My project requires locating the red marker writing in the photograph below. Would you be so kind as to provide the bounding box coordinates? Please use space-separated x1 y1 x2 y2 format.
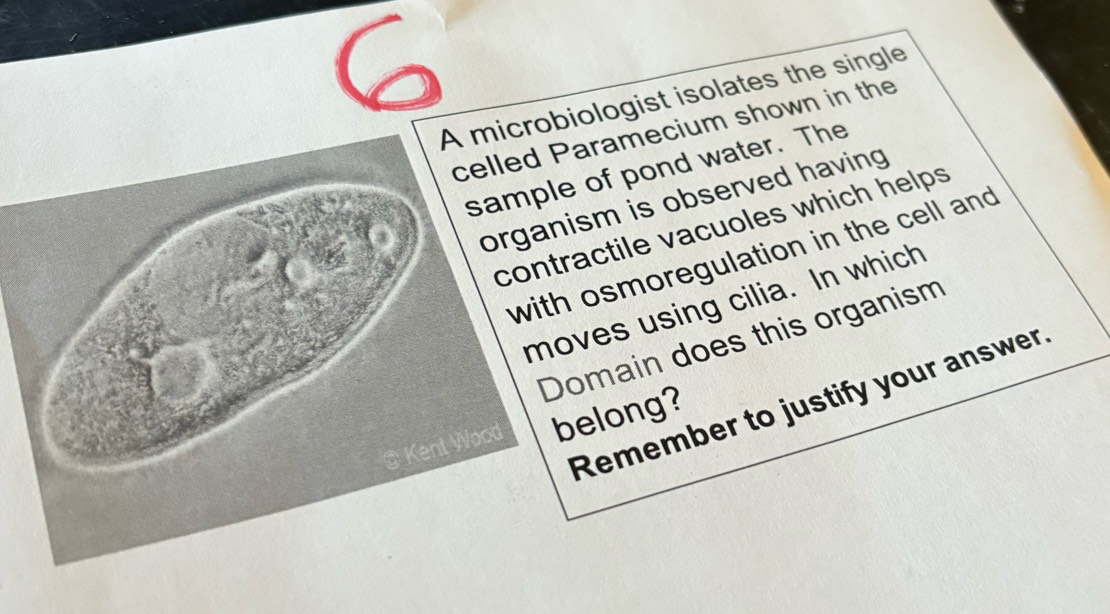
335 13 443 111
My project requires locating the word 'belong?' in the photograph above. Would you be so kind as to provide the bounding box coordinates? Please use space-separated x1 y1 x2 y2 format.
550 386 682 443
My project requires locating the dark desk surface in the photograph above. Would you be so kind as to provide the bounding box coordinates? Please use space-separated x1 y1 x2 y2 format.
1 0 1108 171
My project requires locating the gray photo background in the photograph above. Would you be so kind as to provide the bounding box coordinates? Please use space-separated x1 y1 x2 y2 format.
0 136 515 564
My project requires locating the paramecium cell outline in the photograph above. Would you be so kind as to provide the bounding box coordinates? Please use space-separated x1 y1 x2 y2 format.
40 184 422 472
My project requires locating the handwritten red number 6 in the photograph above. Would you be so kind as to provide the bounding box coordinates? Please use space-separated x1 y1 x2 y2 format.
335 14 443 111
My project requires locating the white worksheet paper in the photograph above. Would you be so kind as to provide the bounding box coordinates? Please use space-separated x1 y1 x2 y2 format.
2 0 1110 611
